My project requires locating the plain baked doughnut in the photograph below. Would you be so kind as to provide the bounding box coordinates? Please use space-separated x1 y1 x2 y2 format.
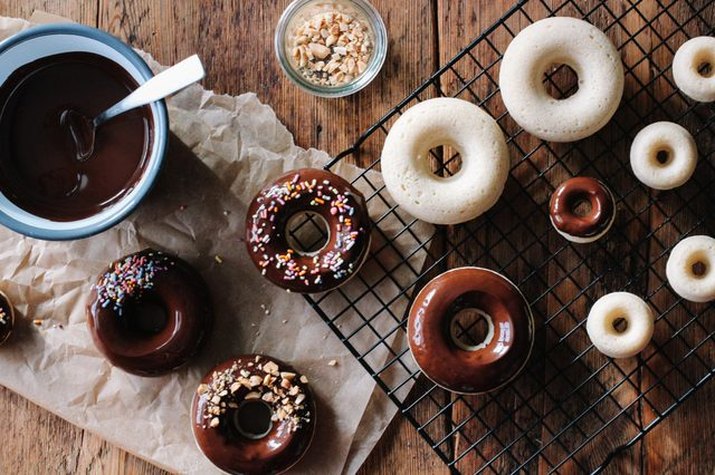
630 122 697 190
586 292 654 359
666 235 715 303
381 98 510 225
672 36 715 103
499 17 624 142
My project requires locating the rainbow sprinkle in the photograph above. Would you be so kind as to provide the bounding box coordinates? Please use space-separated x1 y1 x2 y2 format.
248 173 365 288
96 251 172 315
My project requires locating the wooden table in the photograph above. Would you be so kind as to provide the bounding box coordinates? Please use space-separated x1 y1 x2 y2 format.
0 1 713 473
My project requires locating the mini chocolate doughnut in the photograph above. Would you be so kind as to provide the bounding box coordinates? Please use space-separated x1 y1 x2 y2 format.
0 290 15 346
87 249 212 376
407 267 534 394
192 354 316 475
549 177 616 243
246 168 371 293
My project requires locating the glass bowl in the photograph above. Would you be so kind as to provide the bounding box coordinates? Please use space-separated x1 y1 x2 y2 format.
275 0 388 98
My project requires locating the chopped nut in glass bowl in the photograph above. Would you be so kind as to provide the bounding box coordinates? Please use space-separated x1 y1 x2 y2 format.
275 0 388 98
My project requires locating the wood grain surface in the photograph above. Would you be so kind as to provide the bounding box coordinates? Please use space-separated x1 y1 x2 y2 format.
0 1 713 474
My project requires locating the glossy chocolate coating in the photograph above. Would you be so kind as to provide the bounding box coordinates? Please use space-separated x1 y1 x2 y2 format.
192 355 316 475
549 177 615 239
408 267 534 394
0 291 14 346
245 168 371 293
87 249 212 376
0 52 153 221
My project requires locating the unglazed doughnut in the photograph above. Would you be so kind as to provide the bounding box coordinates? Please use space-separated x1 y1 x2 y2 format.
629 122 698 190
407 267 534 394
666 235 715 303
192 354 316 475
246 168 371 293
380 98 509 225
549 177 616 243
87 249 213 376
586 292 654 359
672 36 715 103
499 17 624 142
0 290 14 346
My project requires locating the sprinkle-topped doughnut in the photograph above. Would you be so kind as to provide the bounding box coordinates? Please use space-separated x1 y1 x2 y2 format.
246 168 371 293
87 249 212 376
0 290 15 346
192 354 316 475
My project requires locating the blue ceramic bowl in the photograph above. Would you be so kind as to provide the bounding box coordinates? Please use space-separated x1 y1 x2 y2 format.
0 24 168 240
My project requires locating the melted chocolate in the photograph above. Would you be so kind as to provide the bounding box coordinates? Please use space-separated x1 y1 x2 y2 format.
408 267 534 394
192 355 316 475
87 249 212 376
0 52 153 221
0 291 14 346
550 177 615 239
246 168 371 293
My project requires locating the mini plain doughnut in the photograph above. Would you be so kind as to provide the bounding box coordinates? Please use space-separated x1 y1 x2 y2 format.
381 98 510 225
666 235 715 303
586 292 654 359
499 17 624 142
630 122 697 190
672 36 715 103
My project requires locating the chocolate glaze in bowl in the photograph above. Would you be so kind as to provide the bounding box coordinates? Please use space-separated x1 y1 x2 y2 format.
0 52 153 222
0 24 168 240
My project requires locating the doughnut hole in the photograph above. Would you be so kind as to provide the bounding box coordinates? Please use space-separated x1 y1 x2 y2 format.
122 293 168 337
696 59 713 78
653 145 674 166
611 316 629 334
543 63 579 100
566 190 594 218
449 307 495 351
286 211 330 256
688 252 710 279
429 145 463 178
233 400 273 440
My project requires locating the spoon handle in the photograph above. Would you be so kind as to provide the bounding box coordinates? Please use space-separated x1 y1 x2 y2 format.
95 55 205 126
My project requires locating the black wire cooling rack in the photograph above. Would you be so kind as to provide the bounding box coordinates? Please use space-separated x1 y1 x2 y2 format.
298 0 714 472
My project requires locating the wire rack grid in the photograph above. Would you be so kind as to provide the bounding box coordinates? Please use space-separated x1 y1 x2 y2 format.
295 0 714 473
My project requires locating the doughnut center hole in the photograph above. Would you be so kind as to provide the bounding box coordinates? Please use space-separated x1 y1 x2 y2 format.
697 61 713 78
571 198 593 218
449 308 495 351
655 149 671 166
429 145 463 178
122 295 168 336
543 63 579 100
612 317 629 334
691 260 707 278
285 211 330 256
232 400 273 440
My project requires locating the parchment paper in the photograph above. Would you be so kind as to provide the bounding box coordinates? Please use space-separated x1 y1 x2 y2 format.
0 15 431 474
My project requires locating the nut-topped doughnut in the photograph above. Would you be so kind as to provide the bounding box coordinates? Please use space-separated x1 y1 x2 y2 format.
87 249 212 376
246 168 371 293
549 177 616 243
0 290 14 346
407 267 534 394
192 354 316 475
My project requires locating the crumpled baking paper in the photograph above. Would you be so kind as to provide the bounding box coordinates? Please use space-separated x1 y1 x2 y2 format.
0 14 431 474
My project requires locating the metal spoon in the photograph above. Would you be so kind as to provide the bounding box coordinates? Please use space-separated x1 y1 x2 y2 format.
62 54 205 162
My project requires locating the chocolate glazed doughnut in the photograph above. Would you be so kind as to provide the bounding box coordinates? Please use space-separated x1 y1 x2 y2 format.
87 249 212 376
246 168 371 293
192 354 316 475
408 267 534 394
0 290 15 346
549 177 616 244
